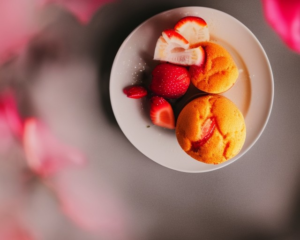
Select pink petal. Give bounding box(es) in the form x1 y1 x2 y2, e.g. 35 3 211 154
23 118 86 177
262 0 300 53
50 173 132 239
0 0 38 64
0 90 24 151
0 219 35 240
40 0 115 24
0 91 24 139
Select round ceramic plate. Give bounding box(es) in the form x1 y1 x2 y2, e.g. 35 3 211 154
110 7 274 173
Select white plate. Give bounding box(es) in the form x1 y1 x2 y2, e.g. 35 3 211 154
110 7 274 173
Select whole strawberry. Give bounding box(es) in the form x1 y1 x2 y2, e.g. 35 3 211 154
150 63 190 99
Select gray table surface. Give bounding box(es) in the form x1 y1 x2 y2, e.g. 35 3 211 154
1 0 300 239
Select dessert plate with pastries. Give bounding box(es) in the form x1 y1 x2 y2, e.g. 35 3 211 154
110 6 274 172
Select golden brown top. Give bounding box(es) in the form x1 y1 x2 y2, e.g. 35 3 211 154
176 95 246 164
189 42 239 94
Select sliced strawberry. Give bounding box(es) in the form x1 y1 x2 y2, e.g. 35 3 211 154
174 16 209 46
123 85 147 99
175 16 207 29
154 36 169 61
168 46 205 66
191 117 216 152
150 63 190 99
150 96 175 129
161 29 189 49
154 36 205 66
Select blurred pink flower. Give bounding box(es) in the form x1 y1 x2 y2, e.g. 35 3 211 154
0 91 86 177
0 91 24 139
262 0 300 53
50 173 131 240
0 0 38 64
23 118 86 177
0 219 35 240
39 0 115 24
0 0 115 64
0 91 24 151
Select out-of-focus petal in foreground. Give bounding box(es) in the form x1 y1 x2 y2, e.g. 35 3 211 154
0 91 24 151
40 0 115 24
0 91 24 139
0 0 38 64
50 172 133 240
262 0 300 53
0 0 115 64
0 218 35 240
23 118 86 177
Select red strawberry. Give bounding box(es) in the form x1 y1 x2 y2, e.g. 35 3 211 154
123 85 147 99
150 63 190 99
150 96 175 129
191 117 216 151
175 16 207 29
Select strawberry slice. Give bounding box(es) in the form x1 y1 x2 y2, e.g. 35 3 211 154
154 37 205 66
150 63 190 99
174 16 209 46
150 96 175 129
167 47 205 66
191 117 216 151
123 85 147 99
154 36 169 60
161 29 189 49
